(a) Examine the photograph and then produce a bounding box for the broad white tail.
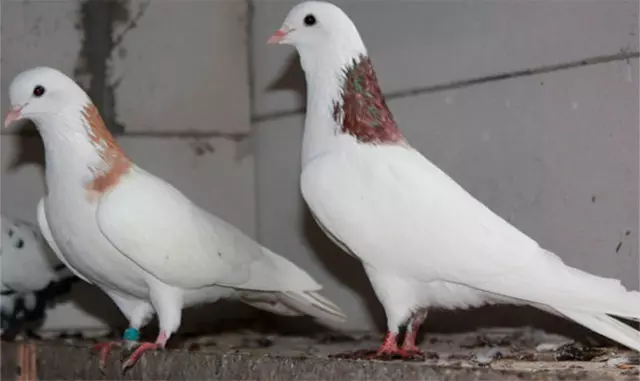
[240,290,347,325]
[536,250,640,351]
[557,308,640,352]
[495,250,640,352]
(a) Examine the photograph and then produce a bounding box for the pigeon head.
[268,2,366,71]
[4,67,89,129]
[4,67,130,196]
[269,2,405,146]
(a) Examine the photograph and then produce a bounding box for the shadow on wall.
[4,123,45,172]
[266,52,306,109]
[303,206,388,332]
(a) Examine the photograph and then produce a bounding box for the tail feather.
[239,290,347,325]
[239,294,304,317]
[508,250,640,319]
[563,267,640,319]
[282,290,348,324]
[234,246,347,325]
[557,308,640,352]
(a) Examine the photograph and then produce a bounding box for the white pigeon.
[1,214,78,339]
[3,67,346,372]
[269,1,640,358]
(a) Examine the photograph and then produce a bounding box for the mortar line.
[251,50,639,124]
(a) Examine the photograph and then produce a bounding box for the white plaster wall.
[1,0,254,332]
[110,0,250,134]
[252,1,639,330]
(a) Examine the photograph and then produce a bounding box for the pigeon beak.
[267,26,292,44]
[4,106,23,129]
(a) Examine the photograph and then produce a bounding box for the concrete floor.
[1,328,638,380]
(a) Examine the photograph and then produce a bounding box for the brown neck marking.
[333,55,405,145]
[81,104,132,197]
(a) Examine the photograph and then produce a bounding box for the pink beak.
[267,28,290,44]
[4,106,23,129]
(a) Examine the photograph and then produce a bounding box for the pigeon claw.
[92,340,122,373]
[329,331,424,361]
[328,348,425,362]
[400,343,424,357]
[121,341,161,374]
[370,347,425,361]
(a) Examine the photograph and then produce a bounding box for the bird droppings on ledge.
[551,342,608,362]
[473,347,503,365]
[3,327,638,380]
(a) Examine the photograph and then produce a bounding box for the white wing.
[96,166,282,290]
[302,146,640,318]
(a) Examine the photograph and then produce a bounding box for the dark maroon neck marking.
[332,55,405,145]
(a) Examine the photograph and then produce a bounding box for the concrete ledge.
[1,341,638,381]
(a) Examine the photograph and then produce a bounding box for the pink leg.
[329,332,399,360]
[92,340,123,372]
[366,331,424,360]
[330,331,424,361]
[401,310,427,354]
[373,331,401,356]
[121,330,169,373]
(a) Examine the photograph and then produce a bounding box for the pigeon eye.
[303,14,316,26]
[33,85,45,97]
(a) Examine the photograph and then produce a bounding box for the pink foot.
[121,341,162,373]
[329,332,425,361]
[400,310,427,357]
[400,327,424,357]
[92,340,123,372]
[369,336,424,361]
[400,343,424,357]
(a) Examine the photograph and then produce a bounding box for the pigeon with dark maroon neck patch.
[4,67,346,372]
[269,1,640,360]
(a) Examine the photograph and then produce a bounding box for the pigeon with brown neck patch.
[269,1,640,360]
[4,67,347,373]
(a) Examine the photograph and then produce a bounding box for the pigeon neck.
[333,55,405,145]
[38,103,132,199]
[302,52,405,166]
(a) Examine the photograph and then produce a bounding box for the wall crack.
[111,0,151,52]
[74,0,146,135]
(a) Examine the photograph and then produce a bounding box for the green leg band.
[122,327,140,341]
